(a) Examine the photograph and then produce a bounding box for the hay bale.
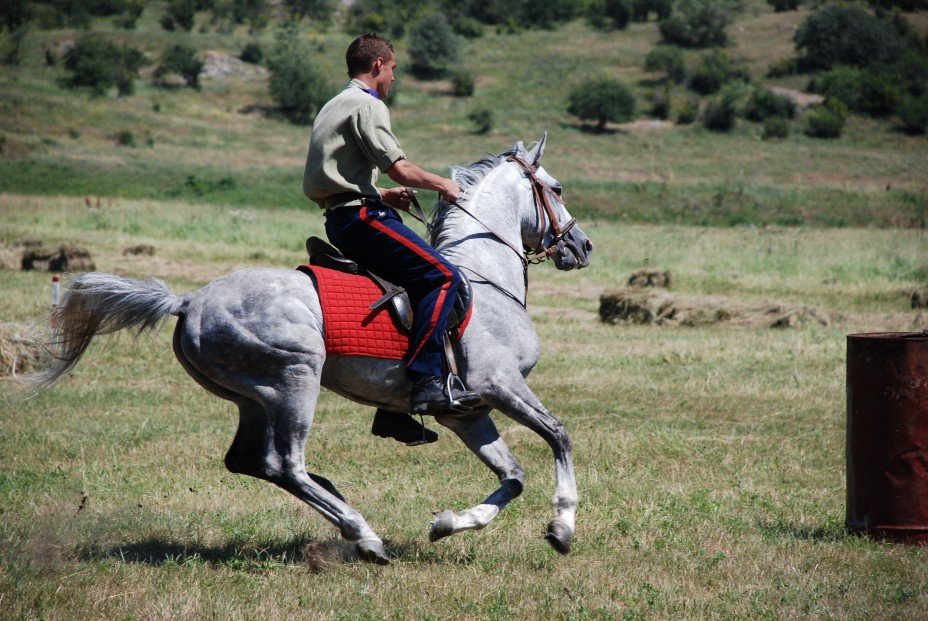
[627,269,673,288]
[124,244,155,256]
[0,323,49,377]
[21,244,95,272]
[912,287,928,309]
[599,289,674,324]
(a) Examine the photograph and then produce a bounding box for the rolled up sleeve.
[352,100,406,172]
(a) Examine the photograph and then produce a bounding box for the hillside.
[1,1,927,226]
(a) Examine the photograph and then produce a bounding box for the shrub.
[267,24,333,124]
[62,36,145,96]
[116,130,135,146]
[467,107,493,134]
[897,94,928,135]
[659,0,733,48]
[688,48,749,95]
[807,65,863,110]
[163,0,195,31]
[1,0,28,31]
[794,5,905,70]
[767,0,799,11]
[856,68,903,117]
[451,71,475,97]
[702,84,739,132]
[650,86,672,119]
[644,45,686,83]
[589,0,632,30]
[631,0,673,21]
[676,95,699,124]
[567,77,636,132]
[454,17,483,38]
[155,44,203,88]
[283,0,336,22]
[240,41,263,64]
[804,100,847,138]
[744,89,796,122]
[762,116,789,140]
[409,13,461,79]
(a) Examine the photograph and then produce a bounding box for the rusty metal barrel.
[846,332,928,544]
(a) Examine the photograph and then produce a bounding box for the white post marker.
[51,274,60,330]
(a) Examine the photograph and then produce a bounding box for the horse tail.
[30,272,188,389]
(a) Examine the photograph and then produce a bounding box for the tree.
[794,5,905,70]
[266,24,333,124]
[409,13,461,79]
[163,0,196,31]
[644,45,686,83]
[587,0,631,30]
[567,77,636,132]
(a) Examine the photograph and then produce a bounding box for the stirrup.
[444,374,477,414]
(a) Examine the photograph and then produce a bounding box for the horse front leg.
[429,411,524,542]
[484,376,578,554]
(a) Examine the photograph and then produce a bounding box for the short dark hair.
[346,33,394,77]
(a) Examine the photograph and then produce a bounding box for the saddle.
[305,236,472,336]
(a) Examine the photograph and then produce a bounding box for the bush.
[762,116,789,140]
[62,36,145,96]
[702,84,739,132]
[676,95,699,124]
[409,13,461,79]
[163,0,195,31]
[283,0,336,22]
[808,65,863,110]
[659,0,734,48]
[267,24,333,124]
[453,16,483,38]
[567,77,636,132]
[155,44,203,88]
[467,107,493,134]
[897,94,928,135]
[794,5,905,71]
[688,49,749,95]
[644,45,685,83]
[240,41,263,64]
[588,0,632,30]
[804,100,847,138]
[744,89,796,122]
[650,86,672,119]
[856,68,903,117]
[451,71,475,97]
[116,129,135,146]
[767,0,799,11]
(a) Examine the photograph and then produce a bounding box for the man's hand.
[379,186,412,210]
[440,179,462,204]
[386,159,462,204]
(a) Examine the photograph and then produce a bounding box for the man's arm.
[386,158,461,203]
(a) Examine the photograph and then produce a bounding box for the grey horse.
[36,135,593,565]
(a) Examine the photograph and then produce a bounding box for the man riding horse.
[302,33,479,443]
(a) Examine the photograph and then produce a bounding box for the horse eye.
[553,184,563,197]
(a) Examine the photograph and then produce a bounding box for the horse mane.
[429,145,518,246]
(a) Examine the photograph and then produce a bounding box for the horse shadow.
[76,536,473,570]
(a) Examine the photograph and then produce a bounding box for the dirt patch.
[0,322,50,377]
[599,289,833,328]
[767,86,824,109]
[616,119,676,133]
[201,51,268,80]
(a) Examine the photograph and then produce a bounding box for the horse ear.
[527,132,547,165]
[514,140,526,159]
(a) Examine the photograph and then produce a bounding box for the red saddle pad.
[298,264,409,359]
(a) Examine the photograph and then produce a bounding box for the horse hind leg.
[429,411,525,542]
[173,321,382,562]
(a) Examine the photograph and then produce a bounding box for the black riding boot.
[410,375,480,415]
[371,409,438,446]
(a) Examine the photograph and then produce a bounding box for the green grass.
[1,195,927,619]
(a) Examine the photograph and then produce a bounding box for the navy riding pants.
[324,200,462,380]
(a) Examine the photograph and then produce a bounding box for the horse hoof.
[355,538,390,565]
[544,519,572,555]
[429,509,457,542]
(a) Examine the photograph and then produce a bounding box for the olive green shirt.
[302,78,406,209]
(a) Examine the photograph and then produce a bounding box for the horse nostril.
[585,239,593,252]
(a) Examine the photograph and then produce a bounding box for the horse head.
[511,133,593,271]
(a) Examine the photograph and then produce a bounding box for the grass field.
[1,195,927,619]
[2,1,928,618]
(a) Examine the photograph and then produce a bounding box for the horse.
[34,134,594,565]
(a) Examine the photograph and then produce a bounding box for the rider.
[302,33,479,439]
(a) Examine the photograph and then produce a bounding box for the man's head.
[346,33,396,99]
